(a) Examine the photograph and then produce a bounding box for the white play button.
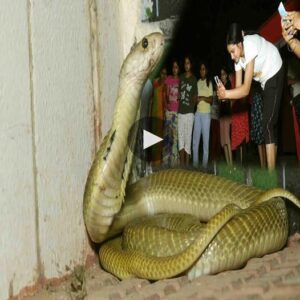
[127,117,165,162]
[143,129,163,150]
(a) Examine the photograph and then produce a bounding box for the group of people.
[148,54,252,170]
[145,10,300,172]
[149,56,213,169]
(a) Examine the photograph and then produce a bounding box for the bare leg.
[258,144,267,168]
[179,149,185,167]
[223,145,228,164]
[228,143,233,165]
[239,145,243,165]
[224,144,230,165]
[224,144,233,165]
[266,143,276,171]
[185,151,190,166]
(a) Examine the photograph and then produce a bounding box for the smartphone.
[214,76,221,86]
[278,2,288,18]
[278,1,292,33]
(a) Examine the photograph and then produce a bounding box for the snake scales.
[83,32,300,280]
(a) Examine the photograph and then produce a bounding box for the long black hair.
[226,23,258,45]
[220,66,231,89]
[226,23,244,45]
[170,58,180,76]
[199,61,210,88]
[183,54,194,74]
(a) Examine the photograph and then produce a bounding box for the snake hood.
[84,32,164,243]
[119,33,165,85]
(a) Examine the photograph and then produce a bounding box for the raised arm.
[235,69,243,88]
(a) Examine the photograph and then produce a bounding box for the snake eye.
[142,38,148,49]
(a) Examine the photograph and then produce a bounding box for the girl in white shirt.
[217,23,284,171]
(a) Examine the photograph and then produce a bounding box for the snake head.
[120,32,165,83]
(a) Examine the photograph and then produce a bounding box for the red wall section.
[259,0,300,43]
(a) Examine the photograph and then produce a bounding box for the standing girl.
[219,67,232,165]
[192,62,213,168]
[178,56,198,166]
[149,67,167,165]
[163,60,180,167]
[217,23,284,170]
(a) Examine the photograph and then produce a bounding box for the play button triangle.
[143,129,163,150]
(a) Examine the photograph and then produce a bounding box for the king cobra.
[83,32,300,280]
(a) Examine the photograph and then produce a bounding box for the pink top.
[165,76,180,112]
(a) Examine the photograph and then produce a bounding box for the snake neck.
[113,78,142,136]
[83,76,146,243]
[111,79,144,196]
[83,32,165,243]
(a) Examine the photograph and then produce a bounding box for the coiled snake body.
[83,33,300,280]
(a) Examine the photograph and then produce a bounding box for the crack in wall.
[27,0,44,283]
[88,0,102,152]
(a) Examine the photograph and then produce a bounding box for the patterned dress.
[250,88,264,145]
[150,78,166,164]
[163,76,180,167]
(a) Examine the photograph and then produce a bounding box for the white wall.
[0,1,161,299]
[0,1,38,298]
[30,0,95,280]
[0,1,95,299]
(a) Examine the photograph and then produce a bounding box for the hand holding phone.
[278,2,296,37]
[214,76,221,87]
[215,76,226,100]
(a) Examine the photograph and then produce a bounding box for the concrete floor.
[24,234,300,300]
